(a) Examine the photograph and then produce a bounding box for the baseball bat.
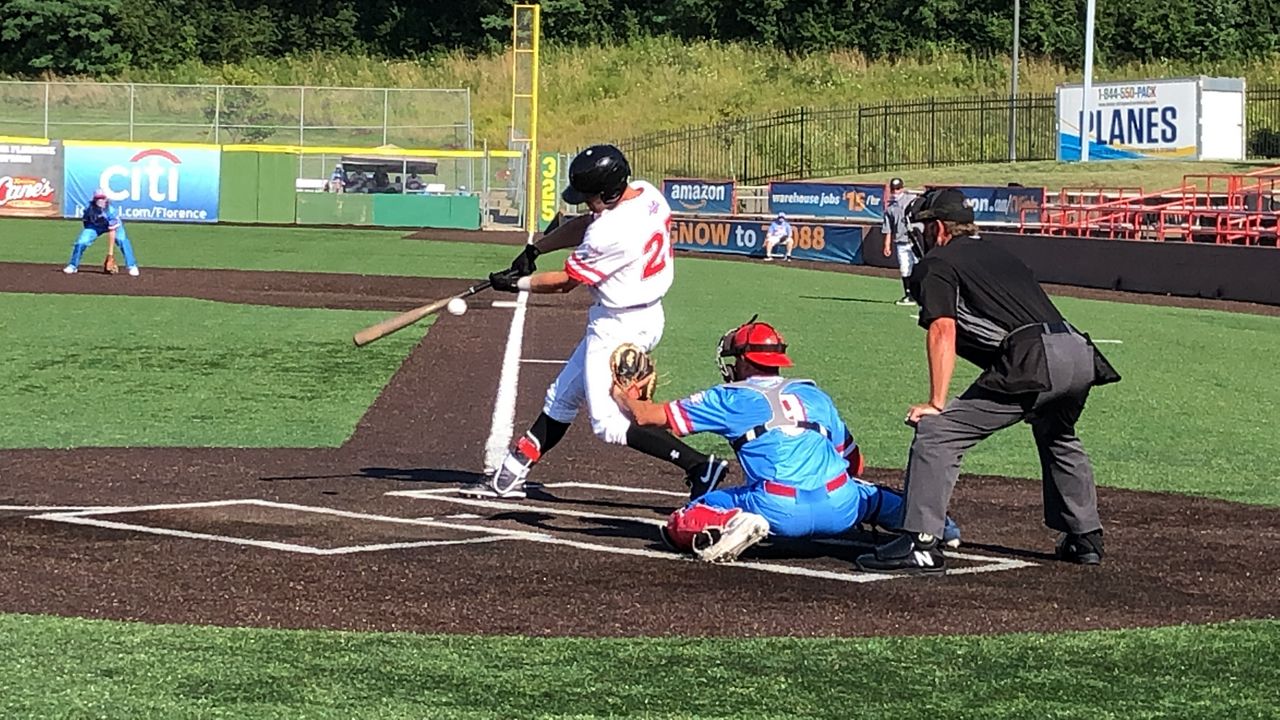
[353,214,584,347]
[353,280,491,347]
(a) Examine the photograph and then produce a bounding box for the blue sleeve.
[106,206,121,228]
[82,206,93,227]
[665,386,736,438]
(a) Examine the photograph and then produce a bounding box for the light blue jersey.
[768,218,791,237]
[666,376,851,490]
[665,376,900,538]
[663,373,961,544]
[68,200,137,270]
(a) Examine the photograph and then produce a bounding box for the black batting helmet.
[562,144,631,205]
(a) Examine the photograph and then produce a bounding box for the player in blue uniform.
[613,317,959,563]
[63,189,139,276]
[763,212,793,261]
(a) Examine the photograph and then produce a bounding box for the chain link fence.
[0,81,473,149]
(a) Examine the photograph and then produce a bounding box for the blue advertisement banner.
[663,178,736,215]
[670,218,862,264]
[63,144,221,222]
[926,185,1045,224]
[767,182,884,221]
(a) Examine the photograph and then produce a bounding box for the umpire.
[856,188,1120,575]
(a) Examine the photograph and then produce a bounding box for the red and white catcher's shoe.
[694,511,770,564]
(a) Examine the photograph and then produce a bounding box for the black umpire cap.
[889,177,905,190]
[912,187,975,223]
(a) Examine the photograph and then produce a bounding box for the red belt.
[763,473,848,498]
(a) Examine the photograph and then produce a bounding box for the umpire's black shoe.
[686,455,729,501]
[1056,529,1104,565]
[855,533,946,575]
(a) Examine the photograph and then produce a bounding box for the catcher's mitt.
[610,343,657,401]
[103,255,119,275]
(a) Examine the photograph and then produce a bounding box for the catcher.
[611,317,960,563]
[63,189,140,276]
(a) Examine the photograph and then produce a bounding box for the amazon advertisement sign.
[767,182,884,221]
[663,178,735,215]
[671,218,862,264]
[926,185,1045,224]
[64,143,221,222]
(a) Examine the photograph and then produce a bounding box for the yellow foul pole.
[512,4,541,235]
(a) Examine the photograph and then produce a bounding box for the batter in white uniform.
[460,145,730,500]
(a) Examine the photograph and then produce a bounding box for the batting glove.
[510,244,540,276]
[489,268,522,293]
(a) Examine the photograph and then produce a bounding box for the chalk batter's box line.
[386,483,1037,583]
[29,499,522,555]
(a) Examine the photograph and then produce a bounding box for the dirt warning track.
[1,261,1277,638]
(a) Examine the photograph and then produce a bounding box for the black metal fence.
[1248,84,1280,159]
[619,86,1280,184]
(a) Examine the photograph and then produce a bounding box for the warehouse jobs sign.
[1056,79,1197,161]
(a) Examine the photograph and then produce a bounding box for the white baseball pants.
[543,302,665,445]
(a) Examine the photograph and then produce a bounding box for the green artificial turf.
[0,218,514,279]
[2,613,1278,719]
[2,219,1278,502]
[0,293,425,448]
[656,260,1280,506]
[2,221,1277,718]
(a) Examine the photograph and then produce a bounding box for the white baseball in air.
[446,297,468,316]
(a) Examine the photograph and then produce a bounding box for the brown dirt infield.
[1,261,1277,639]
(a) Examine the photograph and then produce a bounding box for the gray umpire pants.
[902,332,1103,538]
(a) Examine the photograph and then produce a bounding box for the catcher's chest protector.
[726,379,834,451]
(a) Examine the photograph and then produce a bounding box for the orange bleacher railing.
[1019,166,1280,246]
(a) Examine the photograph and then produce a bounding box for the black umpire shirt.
[911,235,1067,393]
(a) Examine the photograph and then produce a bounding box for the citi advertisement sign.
[64,144,220,222]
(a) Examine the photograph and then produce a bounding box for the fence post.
[979,100,986,160]
[855,106,863,173]
[881,104,888,172]
[799,106,807,177]
[129,84,135,141]
[929,98,937,167]
[685,127,692,175]
[298,88,305,146]
[214,86,222,144]
[480,140,490,228]
[383,88,390,146]
[43,83,50,138]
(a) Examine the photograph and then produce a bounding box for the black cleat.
[1056,529,1104,565]
[855,533,946,575]
[685,455,729,501]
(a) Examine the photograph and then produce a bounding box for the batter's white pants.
[894,242,916,277]
[543,301,665,445]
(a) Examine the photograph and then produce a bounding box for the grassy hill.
[71,40,1280,151]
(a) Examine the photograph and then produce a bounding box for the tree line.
[2,0,1276,77]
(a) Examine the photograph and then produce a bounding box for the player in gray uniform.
[881,178,917,306]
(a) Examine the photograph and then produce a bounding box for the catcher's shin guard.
[663,504,769,563]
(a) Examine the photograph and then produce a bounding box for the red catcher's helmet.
[716,314,793,382]
[92,189,107,201]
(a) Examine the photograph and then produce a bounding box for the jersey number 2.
[642,231,670,279]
